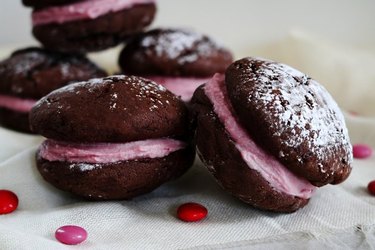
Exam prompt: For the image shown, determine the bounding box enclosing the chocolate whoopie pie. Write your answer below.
[119,28,233,101]
[31,0,156,53]
[191,57,353,212]
[30,75,195,200]
[0,47,106,133]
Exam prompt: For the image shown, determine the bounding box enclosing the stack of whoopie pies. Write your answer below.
[0,0,237,201]
[1,0,157,133]
[1,1,353,213]
[1,0,218,200]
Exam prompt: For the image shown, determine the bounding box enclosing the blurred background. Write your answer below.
[1,0,374,56]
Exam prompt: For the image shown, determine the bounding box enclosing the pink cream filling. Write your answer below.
[0,94,36,113]
[32,0,156,26]
[204,73,317,199]
[147,76,211,102]
[39,138,186,163]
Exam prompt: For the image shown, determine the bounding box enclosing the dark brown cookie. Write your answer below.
[0,47,107,133]
[30,75,190,142]
[36,146,195,200]
[0,47,107,98]
[32,3,156,53]
[225,58,352,186]
[119,28,233,77]
[191,86,308,212]
[22,0,79,8]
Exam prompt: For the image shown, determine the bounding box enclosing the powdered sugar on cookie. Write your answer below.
[140,29,224,65]
[234,57,352,174]
[33,75,171,112]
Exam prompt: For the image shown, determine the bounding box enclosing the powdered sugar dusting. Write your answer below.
[110,92,118,110]
[11,51,41,75]
[69,163,102,172]
[124,75,172,111]
[140,29,223,65]
[33,75,172,112]
[238,57,352,167]
[0,50,43,95]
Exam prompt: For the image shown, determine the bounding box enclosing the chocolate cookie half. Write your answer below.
[32,0,157,53]
[191,57,353,212]
[30,75,195,200]
[0,47,106,133]
[119,28,233,101]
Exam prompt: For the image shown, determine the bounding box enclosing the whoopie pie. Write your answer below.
[30,75,195,200]
[191,57,353,212]
[31,0,157,53]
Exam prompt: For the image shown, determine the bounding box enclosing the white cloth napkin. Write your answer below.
[1,31,375,249]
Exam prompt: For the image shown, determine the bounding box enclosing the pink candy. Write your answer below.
[353,144,372,159]
[55,225,87,245]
